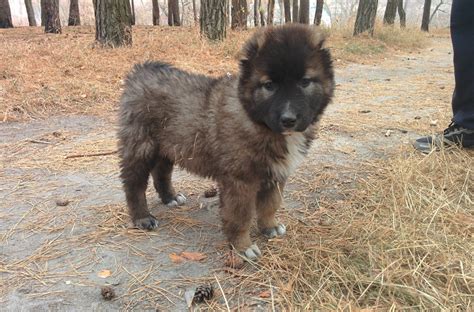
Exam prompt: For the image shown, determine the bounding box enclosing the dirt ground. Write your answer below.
[0,32,469,311]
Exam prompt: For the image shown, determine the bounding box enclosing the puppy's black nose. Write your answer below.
[280,112,297,129]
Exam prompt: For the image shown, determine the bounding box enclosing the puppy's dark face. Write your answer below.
[238,24,334,134]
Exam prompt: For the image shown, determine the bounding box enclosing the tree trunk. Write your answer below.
[94,0,132,47]
[292,0,298,23]
[41,0,46,26]
[200,0,226,41]
[267,0,274,24]
[254,0,259,26]
[24,0,37,26]
[429,0,443,23]
[298,0,308,23]
[283,0,291,22]
[0,0,13,28]
[231,0,247,29]
[192,0,197,24]
[259,4,265,26]
[130,0,135,25]
[397,0,406,28]
[314,0,323,25]
[168,0,180,25]
[44,0,61,33]
[152,0,160,25]
[353,0,378,36]
[278,0,283,22]
[68,0,81,26]
[383,0,396,25]
[421,0,431,31]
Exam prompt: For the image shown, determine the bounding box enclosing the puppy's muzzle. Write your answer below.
[280,110,297,130]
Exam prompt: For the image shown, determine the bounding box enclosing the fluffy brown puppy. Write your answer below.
[118,24,334,259]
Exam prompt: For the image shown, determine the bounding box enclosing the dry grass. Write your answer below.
[1,25,431,121]
[235,147,473,310]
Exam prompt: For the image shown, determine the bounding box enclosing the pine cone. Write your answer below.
[193,285,214,303]
[204,186,218,198]
[101,286,115,301]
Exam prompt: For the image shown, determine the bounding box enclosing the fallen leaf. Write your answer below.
[258,290,271,298]
[97,269,112,278]
[181,251,207,261]
[169,253,184,263]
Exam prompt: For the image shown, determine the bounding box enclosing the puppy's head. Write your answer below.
[238,24,334,134]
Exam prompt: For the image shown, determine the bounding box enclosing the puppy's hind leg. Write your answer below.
[257,182,286,239]
[120,150,158,230]
[151,157,186,207]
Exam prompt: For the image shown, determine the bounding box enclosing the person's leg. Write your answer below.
[451,0,474,129]
[414,0,474,152]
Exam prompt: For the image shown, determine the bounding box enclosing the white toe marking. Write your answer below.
[167,200,178,207]
[176,193,187,205]
[276,224,286,236]
[250,244,261,256]
[266,228,277,238]
[244,248,257,260]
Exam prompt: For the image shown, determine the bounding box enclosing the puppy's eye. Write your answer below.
[300,78,312,88]
[262,81,276,91]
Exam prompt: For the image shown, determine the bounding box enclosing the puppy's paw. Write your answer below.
[165,193,187,207]
[261,223,286,238]
[240,244,261,261]
[133,215,159,230]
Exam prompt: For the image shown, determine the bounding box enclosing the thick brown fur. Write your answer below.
[117,24,334,257]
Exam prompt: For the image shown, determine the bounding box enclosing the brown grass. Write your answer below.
[231,147,473,310]
[1,25,431,122]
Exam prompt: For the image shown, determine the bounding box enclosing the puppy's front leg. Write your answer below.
[257,182,286,238]
[219,180,261,260]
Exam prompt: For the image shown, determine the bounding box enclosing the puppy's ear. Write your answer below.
[309,29,328,51]
[238,29,266,66]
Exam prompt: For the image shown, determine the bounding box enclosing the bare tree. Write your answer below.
[130,0,135,25]
[41,0,46,26]
[0,0,13,28]
[254,0,259,26]
[267,0,275,24]
[421,0,431,31]
[200,0,226,40]
[397,0,406,28]
[283,0,291,22]
[94,0,132,47]
[25,0,37,26]
[383,0,396,24]
[44,0,61,33]
[299,0,309,23]
[192,0,197,24]
[152,0,160,25]
[231,0,247,29]
[168,0,180,25]
[314,0,323,25]
[259,4,265,26]
[68,0,81,26]
[430,0,444,22]
[353,0,378,36]
[292,0,298,23]
[384,0,406,27]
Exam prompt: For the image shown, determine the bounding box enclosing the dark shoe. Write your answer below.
[414,121,474,153]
